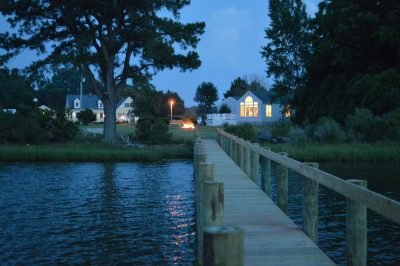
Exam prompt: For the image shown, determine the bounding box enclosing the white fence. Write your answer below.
[206,113,237,126]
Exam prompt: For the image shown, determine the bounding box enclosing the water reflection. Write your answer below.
[0,161,195,265]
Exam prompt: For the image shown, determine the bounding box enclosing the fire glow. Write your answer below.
[180,121,195,129]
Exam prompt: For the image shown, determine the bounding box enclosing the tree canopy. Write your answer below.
[194,82,218,123]
[0,1,205,143]
[261,0,310,107]
[296,0,400,122]
[0,68,34,109]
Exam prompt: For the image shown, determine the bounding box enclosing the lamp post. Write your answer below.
[33,97,38,109]
[170,99,174,122]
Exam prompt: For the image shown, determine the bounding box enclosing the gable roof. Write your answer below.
[66,94,131,109]
[239,90,279,104]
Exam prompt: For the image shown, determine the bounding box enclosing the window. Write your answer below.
[285,105,291,118]
[98,101,103,109]
[266,104,272,117]
[240,96,258,117]
[125,103,129,108]
[100,112,103,119]
[130,103,133,108]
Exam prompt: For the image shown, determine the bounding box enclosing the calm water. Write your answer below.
[0,162,195,265]
[268,162,400,265]
[1,161,399,265]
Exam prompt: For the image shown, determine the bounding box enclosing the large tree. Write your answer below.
[223,77,250,99]
[0,1,205,143]
[194,82,218,123]
[261,0,310,108]
[296,0,400,122]
[0,68,35,109]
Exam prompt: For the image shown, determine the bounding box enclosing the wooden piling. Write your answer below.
[277,152,289,213]
[347,179,367,266]
[260,147,272,197]
[250,143,260,184]
[197,163,215,265]
[203,226,244,266]
[302,162,319,244]
[245,142,251,177]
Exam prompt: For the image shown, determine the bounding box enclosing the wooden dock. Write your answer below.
[201,139,334,265]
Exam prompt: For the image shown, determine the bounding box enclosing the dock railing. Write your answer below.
[213,128,400,266]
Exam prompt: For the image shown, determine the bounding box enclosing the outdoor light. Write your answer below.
[170,99,174,122]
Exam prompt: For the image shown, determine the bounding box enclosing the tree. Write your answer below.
[194,82,218,123]
[261,0,310,108]
[0,68,35,109]
[223,77,250,99]
[296,0,400,122]
[219,104,231,114]
[0,1,205,143]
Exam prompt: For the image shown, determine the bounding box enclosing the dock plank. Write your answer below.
[201,139,335,266]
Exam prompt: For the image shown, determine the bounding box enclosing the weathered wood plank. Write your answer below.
[201,139,334,266]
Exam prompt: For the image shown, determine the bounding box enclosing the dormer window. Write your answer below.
[98,100,103,109]
[74,99,80,109]
[125,102,129,108]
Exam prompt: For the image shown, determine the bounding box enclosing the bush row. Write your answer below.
[0,110,78,144]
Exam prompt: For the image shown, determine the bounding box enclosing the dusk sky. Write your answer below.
[1,0,321,107]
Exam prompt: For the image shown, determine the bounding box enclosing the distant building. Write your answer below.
[207,90,290,126]
[65,94,134,123]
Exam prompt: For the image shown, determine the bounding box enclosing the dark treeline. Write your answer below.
[264,0,400,123]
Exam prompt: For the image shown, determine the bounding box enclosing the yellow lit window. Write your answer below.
[240,96,258,117]
[285,105,291,118]
[266,104,272,117]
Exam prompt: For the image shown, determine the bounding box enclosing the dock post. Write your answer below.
[197,163,215,265]
[199,181,224,266]
[239,139,245,170]
[302,162,319,244]
[250,143,260,184]
[232,139,237,163]
[260,147,272,197]
[203,226,244,266]
[347,179,367,266]
[277,152,289,213]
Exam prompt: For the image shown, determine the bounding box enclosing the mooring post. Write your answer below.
[197,163,215,265]
[260,147,272,197]
[199,181,224,266]
[203,226,244,266]
[347,179,367,266]
[250,143,260,184]
[302,162,319,244]
[277,152,289,213]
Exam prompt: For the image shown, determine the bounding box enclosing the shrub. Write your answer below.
[218,104,231,114]
[345,109,374,142]
[77,109,96,125]
[135,117,172,144]
[288,127,309,146]
[224,123,256,141]
[266,121,292,137]
[312,117,345,143]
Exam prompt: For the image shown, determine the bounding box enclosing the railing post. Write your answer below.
[277,152,289,213]
[250,143,260,184]
[232,139,237,163]
[347,179,367,266]
[203,226,244,266]
[197,163,215,265]
[260,147,272,197]
[244,141,251,177]
[239,139,245,170]
[302,162,319,244]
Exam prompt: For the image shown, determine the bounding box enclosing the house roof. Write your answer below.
[242,90,279,104]
[66,94,130,109]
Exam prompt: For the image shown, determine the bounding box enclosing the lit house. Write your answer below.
[65,94,134,123]
[216,90,290,124]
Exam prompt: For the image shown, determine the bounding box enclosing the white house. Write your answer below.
[207,90,290,126]
[65,94,134,123]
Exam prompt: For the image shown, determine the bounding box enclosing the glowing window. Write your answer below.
[240,96,258,117]
[285,105,291,118]
[266,104,272,117]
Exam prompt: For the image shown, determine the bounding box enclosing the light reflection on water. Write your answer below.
[0,161,195,265]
